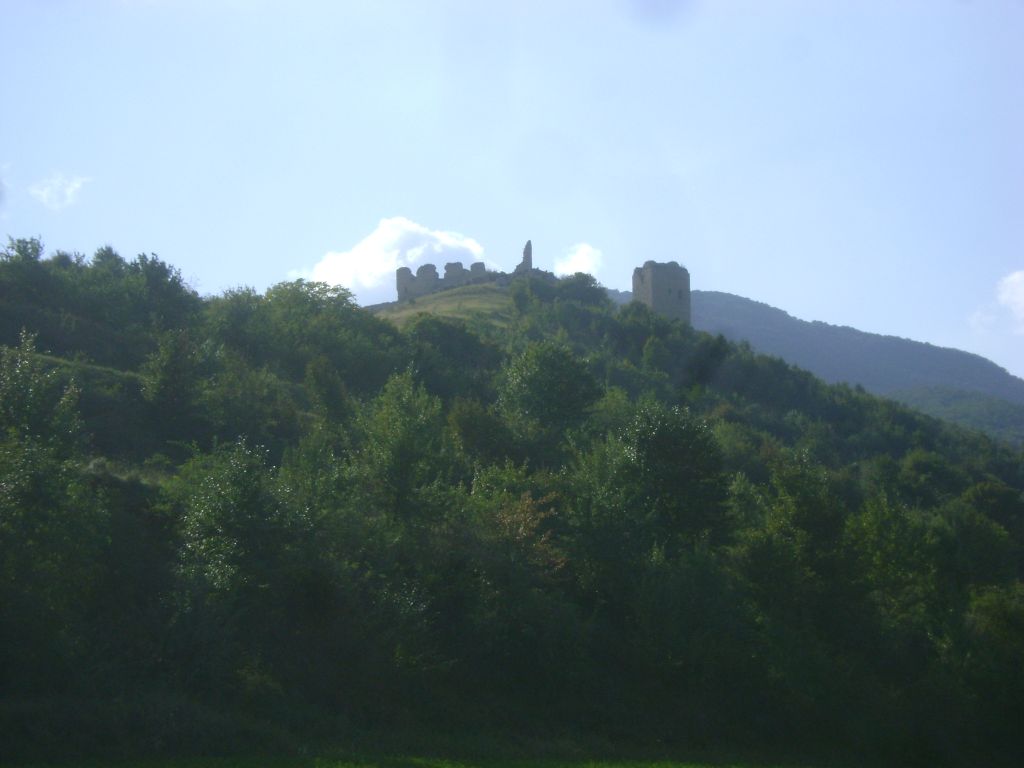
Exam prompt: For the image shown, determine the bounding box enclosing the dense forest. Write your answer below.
[2,237,1023,764]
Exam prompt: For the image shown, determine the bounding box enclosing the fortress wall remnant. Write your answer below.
[397,263,440,301]
[395,240,534,302]
[632,260,691,323]
[444,262,469,287]
[396,267,414,301]
[396,260,491,301]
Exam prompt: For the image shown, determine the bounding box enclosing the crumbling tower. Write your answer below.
[515,240,533,274]
[632,260,691,324]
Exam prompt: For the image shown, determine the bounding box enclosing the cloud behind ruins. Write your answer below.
[300,217,485,305]
[554,243,603,277]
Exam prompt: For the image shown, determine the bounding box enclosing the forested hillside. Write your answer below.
[690,291,1024,443]
[2,238,1023,764]
[607,288,1024,444]
[691,290,1024,402]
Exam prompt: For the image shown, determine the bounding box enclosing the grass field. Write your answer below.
[368,284,515,327]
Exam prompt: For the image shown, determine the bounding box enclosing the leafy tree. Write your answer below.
[0,330,82,452]
[0,332,106,694]
[199,351,300,459]
[616,400,728,546]
[349,370,446,518]
[447,397,516,465]
[498,341,600,458]
[173,440,315,702]
[405,314,501,402]
[2,236,44,262]
[554,272,612,307]
[140,329,202,442]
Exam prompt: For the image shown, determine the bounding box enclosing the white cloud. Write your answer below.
[554,242,603,277]
[298,217,485,304]
[997,270,1024,334]
[29,173,91,211]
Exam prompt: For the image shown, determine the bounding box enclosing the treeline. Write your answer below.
[2,238,1023,763]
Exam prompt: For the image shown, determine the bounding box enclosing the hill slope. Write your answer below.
[383,284,1024,443]
[4,243,1024,762]
[688,290,1024,444]
[369,283,514,327]
[690,290,1024,404]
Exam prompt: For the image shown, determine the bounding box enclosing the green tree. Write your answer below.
[174,440,313,701]
[349,370,446,518]
[616,400,727,546]
[0,330,82,452]
[498,341,600,458]
[0,332,107,694]
[140,329,202,442]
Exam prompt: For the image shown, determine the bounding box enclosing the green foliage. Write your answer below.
[0,333,108,696]
[199,351,300,459]
[498,341,600,459]
[0,330,83,451]
[205,280,404,392]
[4,240,1024,762]
[177,440,286,595]
[617,401,727,543]
[2,235,44,262]
[0,242,202,372]
[405,314,502,402]
[448,397,516,465]
[894,386,1024,446]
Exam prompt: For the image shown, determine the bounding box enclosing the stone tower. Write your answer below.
[515,240,533,273]
[632,260,691,323]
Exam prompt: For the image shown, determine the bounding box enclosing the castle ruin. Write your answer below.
[395,242,691,326]
[396,240,536,302]
[632,260,691,324]
[396,260,490,301]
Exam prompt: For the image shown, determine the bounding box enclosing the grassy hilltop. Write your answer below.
[369,284,515,328]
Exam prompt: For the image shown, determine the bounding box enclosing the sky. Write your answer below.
[2,0,1023,377]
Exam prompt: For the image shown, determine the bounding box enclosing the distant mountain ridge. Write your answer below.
[690,290,1024,404]
[608,287,1024,444]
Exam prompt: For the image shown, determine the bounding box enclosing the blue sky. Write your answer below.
[2,0,1023,377]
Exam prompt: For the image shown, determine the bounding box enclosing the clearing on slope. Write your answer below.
[368,283,515,328]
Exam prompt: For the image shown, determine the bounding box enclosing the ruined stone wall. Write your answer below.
[632,260,691,323]
[395,240,535,303]
[396,261,488,301]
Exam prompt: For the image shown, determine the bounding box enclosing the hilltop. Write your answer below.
[369,283,516,327]
[374,282,1024,444]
